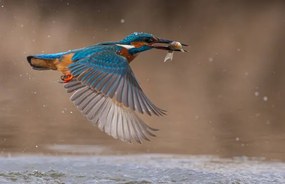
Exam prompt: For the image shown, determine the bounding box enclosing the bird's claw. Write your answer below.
[61,74,74,83]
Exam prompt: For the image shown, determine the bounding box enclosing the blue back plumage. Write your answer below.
[72,32,156,60]
[33,51,70,60]
[120,32,155,44]
[72,45,113,61]
[70,50,128,75]
[31,32,155,62]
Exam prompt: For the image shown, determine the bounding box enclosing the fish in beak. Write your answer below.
[152,38,188,62]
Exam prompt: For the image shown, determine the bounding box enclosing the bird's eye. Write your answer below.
[145,38,154,43]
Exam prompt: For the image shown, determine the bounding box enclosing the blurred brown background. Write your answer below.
[0,0,285,160]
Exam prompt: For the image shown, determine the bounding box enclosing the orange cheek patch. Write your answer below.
[131,41,146,48]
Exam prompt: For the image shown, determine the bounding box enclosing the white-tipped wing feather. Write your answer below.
[64,80,157,143]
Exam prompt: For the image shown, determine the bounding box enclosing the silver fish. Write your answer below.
[164,41,187,62]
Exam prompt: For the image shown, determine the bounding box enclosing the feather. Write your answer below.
[64,81,157,143]
[68,51,165,116]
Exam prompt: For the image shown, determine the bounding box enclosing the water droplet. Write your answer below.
[235,137,240,141]
[120,19,125,23]
[263,96,268,101]
[254,91,259,96]
[208,57,213,62]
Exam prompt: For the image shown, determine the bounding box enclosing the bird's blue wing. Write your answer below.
[68,51,165,116]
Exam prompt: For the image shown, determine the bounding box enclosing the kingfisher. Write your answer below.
[27,32,187,143]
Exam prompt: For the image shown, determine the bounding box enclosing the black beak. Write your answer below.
[152,38,188,52]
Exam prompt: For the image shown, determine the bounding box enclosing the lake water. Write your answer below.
[0,154,285,184]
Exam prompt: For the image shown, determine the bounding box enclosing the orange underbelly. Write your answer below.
[55,53,74,74]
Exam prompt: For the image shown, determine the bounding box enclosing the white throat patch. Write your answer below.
[116,44,135,50]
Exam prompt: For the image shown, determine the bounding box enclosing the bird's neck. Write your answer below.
[116,44,152,63]
[117,47,138,63]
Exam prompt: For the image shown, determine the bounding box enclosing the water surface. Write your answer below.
[0,154,284,184]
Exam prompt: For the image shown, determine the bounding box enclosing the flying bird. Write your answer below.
[27,32,187,143]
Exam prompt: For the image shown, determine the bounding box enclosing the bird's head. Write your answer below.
[101,32,187,54]
[120,32,157,47]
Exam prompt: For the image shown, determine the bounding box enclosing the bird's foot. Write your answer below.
[61,73,74,83]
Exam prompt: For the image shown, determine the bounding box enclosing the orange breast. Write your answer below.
[118,48,137,63]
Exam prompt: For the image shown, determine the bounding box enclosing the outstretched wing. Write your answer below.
[64,80,157,143]
[68,50,165,116]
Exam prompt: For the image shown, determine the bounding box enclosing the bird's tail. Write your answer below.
[27,52,70,70]
[27,55,57,70]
